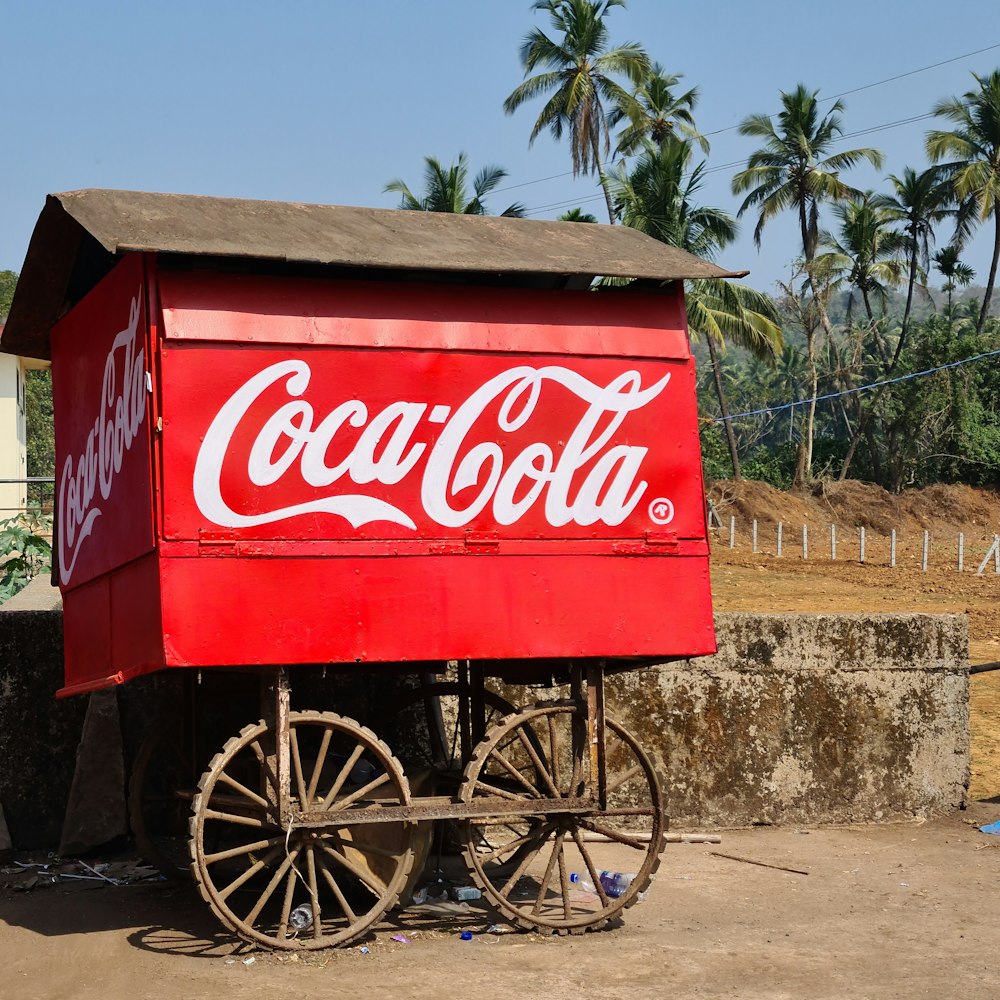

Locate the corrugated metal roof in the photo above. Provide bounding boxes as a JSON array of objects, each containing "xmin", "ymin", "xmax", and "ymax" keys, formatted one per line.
[{"xmin": 1, "ymin": 189, "xmax": 746, "ymax": 359}]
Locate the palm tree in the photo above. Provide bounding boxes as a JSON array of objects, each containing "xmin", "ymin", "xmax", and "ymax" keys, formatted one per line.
[
  {"xmin": 926, "ymin": 70, "xmax": 1000, "ymax": 334},
  {"xmin": 385, "ymin": 154, "xmax": 526, "ymax": 217},
  {"xmin": 874, "ymin": 166, "xmax": 954, "ymax": 364},
  {"xmin": 558, "ymin": 207, "xmax": 599, "ymax": 222},
  {"xmin": 504, "ymin": 0, "xmax": 650, "ymax": 223},
  {"xmin": 933, "ymin": 244, "xmax": 976, "ymax": 318},
  {"xmin": 610, "ymin": 62, "xmax": 707, "ymax": 156},
  {"xmin": 610, "ymin": 138, "xmax": 782, "ymax": 479},
  {"xmin": 814, "ymin": 193, "xmax": 907, "ymax": 326},
  {"xmin": 732, "ymin": 84, "xmax": 884, "ymax": 343}
]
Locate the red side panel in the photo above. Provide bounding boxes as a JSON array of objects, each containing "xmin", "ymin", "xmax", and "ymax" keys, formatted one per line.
[
  {"xmin": 154, "ymin": 275, "xmax": 714, "ymax": 668},
  {"xmin": 51, "ymin": 254, "xmax": 155, "ymax": 589}
]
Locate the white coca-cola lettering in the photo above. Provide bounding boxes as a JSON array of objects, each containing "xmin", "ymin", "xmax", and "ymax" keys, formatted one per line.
[
  {"xmin": 58, "ymin": 291, "xmax": 147, "ymax": 585},
  {"xmin": 192, "ymin": 360, "xmax": 670, "ymax": 531}
]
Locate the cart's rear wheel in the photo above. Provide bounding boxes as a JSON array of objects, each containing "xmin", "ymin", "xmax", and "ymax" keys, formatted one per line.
[
  {"xmin": 190, "ymin": 711, "xmax": 415, "ymax": 950},
  {"xmin": 459, "ymin": 703, "xmax": 666, "ymax": 934}
]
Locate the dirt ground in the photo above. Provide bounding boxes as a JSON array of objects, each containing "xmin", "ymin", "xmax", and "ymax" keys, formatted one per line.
[{"xmin": 2, "ymin": 479, "xmax": 1000, "ymax": 998}]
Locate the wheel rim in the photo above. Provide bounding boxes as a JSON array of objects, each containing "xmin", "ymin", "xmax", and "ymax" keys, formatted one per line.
[
  {"xmin": 459, "ymin": 703, "xmax": 666, "ymax": 933},
  {"xmin": 190, "ymin": 711, "xmax": 415, "ymax": 950}
]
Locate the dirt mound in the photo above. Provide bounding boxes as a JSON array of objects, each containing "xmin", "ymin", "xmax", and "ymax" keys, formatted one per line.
[{"xmin": 708, "ymin": 479, "xmax": 1000, "ymax": 538}]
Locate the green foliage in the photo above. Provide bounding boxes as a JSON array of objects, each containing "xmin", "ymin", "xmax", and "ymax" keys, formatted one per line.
[
  {"xmin": 0, "ymin": 270, "xmax": 16, "ymax": 318},
  {"xmin": 25, "ymin": 369, "xmax": 55, "ymax": 489},
  {"xmin": 385, "ymin": 154, "xmax": 526, "ymax": 217},
  {"xmin": 0, "ymin": 511, "xmax": 52, "ymax": 603}
]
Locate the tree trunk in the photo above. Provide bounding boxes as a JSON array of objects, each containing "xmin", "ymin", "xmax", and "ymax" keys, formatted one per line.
[
  {"xmin": 592, "ymin": 132, "xmax": 616, "ymax": 225},
  {"xmin": 976, "ymin": 207, "xmax": 1000, "ymax": 335},
  {"xmin": 706, "ymin": 336, "xmax": 741, "ymax": 480}
]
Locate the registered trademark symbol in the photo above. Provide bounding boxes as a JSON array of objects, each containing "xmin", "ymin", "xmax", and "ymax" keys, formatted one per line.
[{"xmin": 648, "ymin": 497, "xmax": 674, "ymax": 525}]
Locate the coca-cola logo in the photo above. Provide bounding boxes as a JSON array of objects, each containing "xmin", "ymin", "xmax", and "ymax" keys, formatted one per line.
[
  {"xmin": 193, "ymin": 361, "xmax": 672, "ymax": 532},
  {"xmin": 58, "ymin": 291, "xmax": 147, "ymax": 585}
]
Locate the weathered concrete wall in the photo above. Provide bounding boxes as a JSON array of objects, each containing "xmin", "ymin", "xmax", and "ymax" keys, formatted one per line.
[
  {"xmin": 0, "ymin": 607, "xmax": 968, "ymax": 848},
  {"xmin": 498, "ymin": 613, "xmax": 970, "ymax": 827}
]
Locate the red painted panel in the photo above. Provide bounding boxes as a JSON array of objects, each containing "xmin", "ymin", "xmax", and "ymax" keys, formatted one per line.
[
  {"xmin": 50, "ymin": 255, "xmax": 155, "ymax": 590},
  {"xmin": 159, "ymin": 274, "xmax": 691, "ymax": 360},
  {"xmin": 159, "ymin": 344, "xmax": 707, "ymax": 545},
  {"xmin": 109, "ymin": 553, "xmax": 165, "ymax": 679},
  {"xmin": 160, "ymin": 553, "xmax": 715, "ymax": 668},
  {"xmin": 60, "ymin": 574, "xmax": 113, "ymax": 696}
]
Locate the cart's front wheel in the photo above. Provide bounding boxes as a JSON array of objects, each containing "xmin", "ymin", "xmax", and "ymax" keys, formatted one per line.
[
  {"xmin": 190, "ymin": 711, "xmax": 415, "ymax": 950},
  {"xmin": 459, "ymin": 703, "xmax": 666, "ymax": 934}
]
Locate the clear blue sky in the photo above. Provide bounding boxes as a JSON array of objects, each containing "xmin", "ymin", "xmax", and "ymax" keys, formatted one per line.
[{"xmin": 2, "ymin": 0, "xmax": 998, "ymax": 293}]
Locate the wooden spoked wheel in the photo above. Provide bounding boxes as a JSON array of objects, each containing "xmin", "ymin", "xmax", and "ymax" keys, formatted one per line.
[
  {"xmin": 189, "ymin": 711, "xmax": 415, "ymax": 950},
  {"xmin": 459, "ymin": 703, "xmax": 666, "ymax": 934}
]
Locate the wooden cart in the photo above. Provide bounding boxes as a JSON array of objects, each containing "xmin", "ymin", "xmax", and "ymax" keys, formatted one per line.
[{"xmin": 2, "ymin": 190, "xmax": 728, "ymax": 948}]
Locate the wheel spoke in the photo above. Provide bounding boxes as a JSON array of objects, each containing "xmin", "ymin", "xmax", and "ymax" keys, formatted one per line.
[
  {"xmin": 557, "ymin": 838, "xmax": 571, "ymax": 920},
  {"xmin": 305, "ymin": 845, "xmax": 322, "ymax": 940},
  {"xmin": 472, "ymin": 821, "xmax": 552, "ymax": 864},
  {"xmin": 532, "ymin": 829, "xmax": 565, "ymax": 915},
  {"xmin": 579, "ymin": 817, "xmax": 650, "ymax": 850},
  {"xmin": 547, "ymin": 714, "xmax": 561, "ymax": 792},
  {"xmin": 315, "ymin": 850, "xmax": 357, "ymax": 924},
  {"xmin": 473, "ymin": 778, "xmax": 533, "ymax": 802},
  {"xmin": 606, "ymin": 763, "xmax": 643, "ymax": 797},
  {"xmin": 306, "ymin": 728, "xmax": 333, "ymax": 804},
  {"xmin": 316, "ymin": 840, "xmax": 388, "ymax": 898},
  {"xmin": 316, "ymin": 832, "xmax": 400, "ymax": 860},
  {"xmin": 217, "ymin": 770, "xmax": 271, "ymax": 811},
  {"xmin": 290, "ymin": 727, "xmax": 309, "ymax": 808},
  {"xmin": 318, "ymin": 745, "xmax": 364, "ymax": 811},
  {"xmin": 217, "ymin": 844, "xmax": 285, "ymax": 902},
  {"xmin": 570, "ymin": 826, "xmax": 611, "ymax": 907},
  {"xmin": 326, "ymin": 771, "xmax": 391, "ymax": 811},
  {"xmin": 249, "ymin": 740, "xmax": 280, "ymax": 796},
  {"xmin": 204, "ymin": 834, "xmax": 286, "ymax": 865},
  {"xmin": 244, "ymin": 848, "xmax": 298, "ymax": 925},
  {"xmin": 277, "ymin": 863, "xmax": 298, "ymax": 939},
  {"xmin": 203, "ymin": 808, "xmax": 272, "ymax": 829},
  {"xmin": 485, "ymin": 747, "xmax": 543, "ymax": 797}
]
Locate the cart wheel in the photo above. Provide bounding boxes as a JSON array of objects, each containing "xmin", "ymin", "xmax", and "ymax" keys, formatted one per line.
[
  {"xmin": 129, "ymin": 712, "xmax": 195, "ymax": 879},
  {"xmin": 190, "ymin": 711, "xmax": 415, "ymax": 950},
  {"xmin": 459, "ymin": 703, "xmax": 666, "ymax": 935}
]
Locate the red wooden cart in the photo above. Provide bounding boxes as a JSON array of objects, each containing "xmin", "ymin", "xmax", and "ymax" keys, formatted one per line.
[{"xmin": 2, "ymin": 190, "xmax": 731, "ymax": 948}]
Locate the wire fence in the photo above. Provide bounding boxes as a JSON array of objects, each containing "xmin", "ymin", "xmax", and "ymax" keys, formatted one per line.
[{"xmin": 709, "ymin": 507, "xmax": 1000, "ymax": 575}]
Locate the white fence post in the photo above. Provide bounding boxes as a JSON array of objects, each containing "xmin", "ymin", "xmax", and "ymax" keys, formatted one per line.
[
  {"xmin": 752, "ymin": 519, "xmax": 758, "ymax": 553},
  {"xmin": 890, "ymin": 529, "xmax": 896, "ymax": 568},
  {"xmin": 831, "ymin": 524, "xmax": 836, "ymax": 561},
  {"xmin": 922, "ymin": 531, "xmax": 929, "ymax": 573},
  {"xmin": 729, "ymin": 515, "xmax": 735, "ymax": 549},
  {"xmin": 802, "ymin": 524, "xmax": 808, "ymax": 561},
  {"xmin": 859, "ymin": 526, "xmax": 866, "ymax": 564},
  {"xmin": 776, "ymin": 522, "xmax": 783, "ymax": 558},
  {"xmin": 976, "ymin": 535, "xmax": 999, "ymax": 576},
  {"xmin": 958, "ymin": 533, "xmax": 964, "ymax": 573}
]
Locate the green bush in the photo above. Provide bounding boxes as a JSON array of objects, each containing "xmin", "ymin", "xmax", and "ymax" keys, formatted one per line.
[{"xmin": 0, "ymin": 511, "xmax": 52, "ymax": 603}]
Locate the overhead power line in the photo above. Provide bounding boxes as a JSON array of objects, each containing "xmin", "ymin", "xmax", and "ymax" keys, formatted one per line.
[
  {"xmin": 714, "ymin": 346, "xmax": 1000, "ymax": 424},
  {"xmin": 494, "ymin": 40, "xmax": 1000, "ymax": 204}
]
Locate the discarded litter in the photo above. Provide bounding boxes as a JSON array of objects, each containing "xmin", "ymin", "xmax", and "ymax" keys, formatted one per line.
[
  {"xmin": 460, "ymin": 931, "xmax": 474, "ymax": 941},
  {"xmin": 390, "ymin": 934, "xmax": 412, "ymax": 944},
  {"xmin": 409, "ymin": 898, "xmax": 473, "ymax": 916},
  {"xmin": 450, "ymin": 886, "xmax": 482, "ymax": 901},
  {"xmin": 359, "ymin": 946, "xmax": 370, "ymax": 954},
  {"xmin": 485, "ymin": 923, "xmax": 515, "ymax": 935},
  {"xmin": 288, "ymin": 904, "xmax": 314, "ymax": 931},
  {"xmin": 979, "ymin": 820, "xmax": 1000, "ymax": 836},
  {"xmin": 242, "ymin": 957, "xmax": 256, "ymax": 966}
]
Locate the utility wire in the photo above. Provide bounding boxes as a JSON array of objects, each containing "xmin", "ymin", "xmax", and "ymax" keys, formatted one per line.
[
  {"xmin": 494, "ymin": 41, "xmax": 999, "ymax": 200},
  {"xmin": 713, "ymin": 346, "xmax": 1000, "ymax": 424}
]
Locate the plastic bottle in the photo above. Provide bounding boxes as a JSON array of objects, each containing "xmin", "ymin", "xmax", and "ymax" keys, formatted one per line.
[
  {"xmin": 569, "ymin": 871, "xmax": 636, "ymax": 898},
  {"xmin": 289, "ymin": 903, "xmax": 314, "ymax": 930}
]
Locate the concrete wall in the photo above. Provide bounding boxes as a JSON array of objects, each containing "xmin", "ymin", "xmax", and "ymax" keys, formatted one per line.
[
  {"xmin": 0, "ymin": 607, "xmax": 969, "ymax": 849},
  {"xmin": 499, "ymin": 613, "xmax": 970, "ymax": 827}
]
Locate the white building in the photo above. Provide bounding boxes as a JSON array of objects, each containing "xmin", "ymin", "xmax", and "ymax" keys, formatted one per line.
[{"xmin": 0, "ymin": 328, "xmax": 48, "ymax": 518}]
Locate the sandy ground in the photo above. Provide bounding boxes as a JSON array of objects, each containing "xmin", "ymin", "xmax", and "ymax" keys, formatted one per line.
[{"xmin": 2, "ymin": 804, "xmax": 999, "ymax": 1000}]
